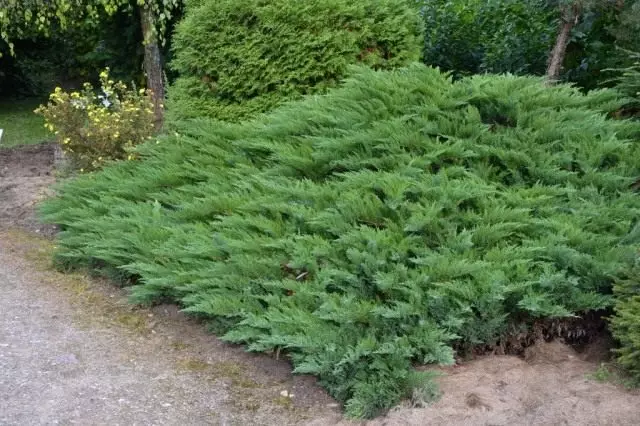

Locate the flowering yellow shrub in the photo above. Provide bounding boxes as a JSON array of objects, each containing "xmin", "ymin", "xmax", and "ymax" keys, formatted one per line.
[{"xmin": 36, "ymin": 69, "xmax": 156, "ymax": 172}]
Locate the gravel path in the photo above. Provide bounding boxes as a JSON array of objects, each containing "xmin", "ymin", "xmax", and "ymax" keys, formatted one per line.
[{"xmin": 0, "ymin": 231, "xmax": 342, "ymax": 426}]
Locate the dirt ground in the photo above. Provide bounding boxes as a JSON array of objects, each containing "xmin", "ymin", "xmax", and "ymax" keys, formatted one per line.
[
  {"xmin": 0, "ymin": 143, "xmax": 57, "ymax": 236},
  {"xmin": 1, "ymin": 142, "xmax": 640, "ymax": 425},
  {"xmin": 369, "ymin": 341, "xmax": 640, "ymax": 426}
]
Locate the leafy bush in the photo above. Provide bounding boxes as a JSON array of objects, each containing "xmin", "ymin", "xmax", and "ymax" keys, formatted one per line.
[
  {"xmin": 36, "ymin": 69, "xmax": 155, "ymax": 171},
  {"xmin": 166, "ymin": 0, "xmax": 422, "ymax": 122},
  {"xmin": 42, "ymin": 66, "xmax": 640, "ymax": 417},
  {"xmin": 420, "ymin": 0, "xmax": 556, "ymax": 76}
]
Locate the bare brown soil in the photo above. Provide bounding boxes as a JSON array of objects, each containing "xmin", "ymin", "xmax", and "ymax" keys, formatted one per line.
[
  {"xmin": 0, "ymin": 143, "xmax": 57, "ymax": 235},
  {"xmin": 2, "ymin": 142, "xmax": 640, "ymax": 425}
]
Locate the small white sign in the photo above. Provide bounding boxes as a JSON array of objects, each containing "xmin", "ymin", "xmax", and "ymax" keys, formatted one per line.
[{"xmin": 0, "ymin": 129, "xmax": 3, "ymax": 143}]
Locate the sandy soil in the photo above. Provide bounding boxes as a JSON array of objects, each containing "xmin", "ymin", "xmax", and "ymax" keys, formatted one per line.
[
  {"xmin": 1, "ymin": 142, "xmax": 640, "ymax": 425},
  {"xmin": 368, "ymin": 341, "xmax": 640, "ymax": 426}
]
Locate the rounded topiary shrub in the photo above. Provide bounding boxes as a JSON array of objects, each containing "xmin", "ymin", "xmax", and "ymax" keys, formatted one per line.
[{"xmin": 167, "ymin": 0, "xmax": 423, "ymax": 122}]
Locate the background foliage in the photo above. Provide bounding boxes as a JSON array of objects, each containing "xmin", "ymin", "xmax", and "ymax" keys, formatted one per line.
[
  {"xmin": 166, "ymin": 0, "xmax": 423, "ymax": 122},
  {"xmin": 42, "ymin": 66, "xmax": 640, "ymax": 417},
  {"xmin": 562, "ymin": 0, "xmax": 640, "ymax": 89},
  {"xmin": 419, "ymin": 0, "xmax": 557, "ymax": 77},
  {"xmin": 0, "ymin": 8, "xmax": 143, "ymax": 99},
  {"xmin": 608, "ymin": 50, "xmax": 640, "ymax": 111},
  {"xmin": 418, "ymin": 0, "xmax": 640, "ymax": 86}
]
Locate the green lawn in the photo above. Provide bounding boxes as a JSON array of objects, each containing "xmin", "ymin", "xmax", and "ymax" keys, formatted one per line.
[{"xmin": 0, "ymin": 99, "xmax": 52, "ymax": 147}]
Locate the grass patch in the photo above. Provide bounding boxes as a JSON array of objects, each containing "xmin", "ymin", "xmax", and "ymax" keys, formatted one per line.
[
  {"xmin": 177, "ymin": 358, "xmax": 211, "ymax": 372},
  {"xmin": 0, "ymin": 99, "xmax": 51, "ymax": 147},
  {"xmin": 588, "ymin": 363, "xmax": 637, "ymax": 389}
]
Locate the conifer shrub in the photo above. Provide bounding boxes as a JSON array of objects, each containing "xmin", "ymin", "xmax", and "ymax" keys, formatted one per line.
[
  {"xmin": 166, "ymin": 0, "xmax": 422, "ymax": 122},
  {"xmin": 609, "ymin": 52, "xmax": 640, "ymax": 386},
  {"xmin": 610, "ymin": 51, "xmax": 640, "ymax": 116},
  {"xmin": 611, "ymin": 268, "xmax": 640, "ymax": 384},
  {"xmin": 42, "ymin": 66, "xmax": 640, "ymax": 418}
]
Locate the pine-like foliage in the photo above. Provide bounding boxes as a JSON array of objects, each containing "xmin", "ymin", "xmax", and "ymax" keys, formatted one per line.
[
  {"xmin": 611, "ymin": 268, "xmax": 640, "ymax": 383},
  {"xmin": 609, "ymin": 51, "xmax": 640, "ymax": 383},
  {"xmin": 41, "ymin": 66, "xmax": 640, "ymax": 418},
  {"xmin": 612, "ymin": 51, "xmax": 640, "ymax": 114},
  {"xmin": 166, "ymin": 0, "xmax": 422, "ymax": 122}
]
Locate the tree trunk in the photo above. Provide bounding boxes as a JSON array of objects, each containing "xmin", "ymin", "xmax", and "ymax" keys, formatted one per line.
[
  {"xmin": 546, "ymin": 5, "xmax": 579, "ymax": 84},
  {"xmin": 140, "ymin": 6, "xmax": 165, "ymax": 130}
]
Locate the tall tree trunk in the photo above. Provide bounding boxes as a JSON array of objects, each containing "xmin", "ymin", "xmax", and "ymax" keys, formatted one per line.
[
  {"xmin": 546, "ymin": 5, "xmax": 579, "ymax": 84},
  {"xmin": 140, "ymin": 6, "xmax": 165, "ymax": 130}
]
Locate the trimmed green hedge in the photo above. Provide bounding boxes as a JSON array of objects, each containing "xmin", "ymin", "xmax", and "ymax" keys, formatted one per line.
[
  {"xmin": 42, "ymin": 66, "xmax": 640, "ymax": 418},
  {"xmin": 166, "ymin": 0, "xmax": 422, "ymax": 122}
]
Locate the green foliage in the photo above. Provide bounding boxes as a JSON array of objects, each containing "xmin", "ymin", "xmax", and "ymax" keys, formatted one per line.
[
  {"xmin": 610, "ymin": 51, "xmax": 640, "ymax": 107},
  {"xmin": 0, "ymin": 0, "xmax": 181, "ymax": 54},
  {"xmin": 0, "ymin": 39, "xmax": 61, "ymax": 97},
  {"xmin": 1, "ymin": 12, "xmax": 143, "ymax": 99},
  {"xmin": 587, "ymin": 362, "xmax": 636, "ymax": 388},
  {"xmin": 42, "ymin": 66, "xmax": 640, "ymax": 417},
  {"xmin": 561, "ymin": 1, "xmax": 640, "ymax": 89},
  {"xmin": 35, "ymin": 69, "xmax": 155, "ymax": 171},
  {"xmin": 166, "ymin": 0, "xmax": 422, "ymax": 122},
  {"xmin": 611, "ymin": 264, "xmax": 640, "ymax": 384},
  {"xmin": 420, "ymin": 0, "xmax": 556, "ymax": 76}
]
